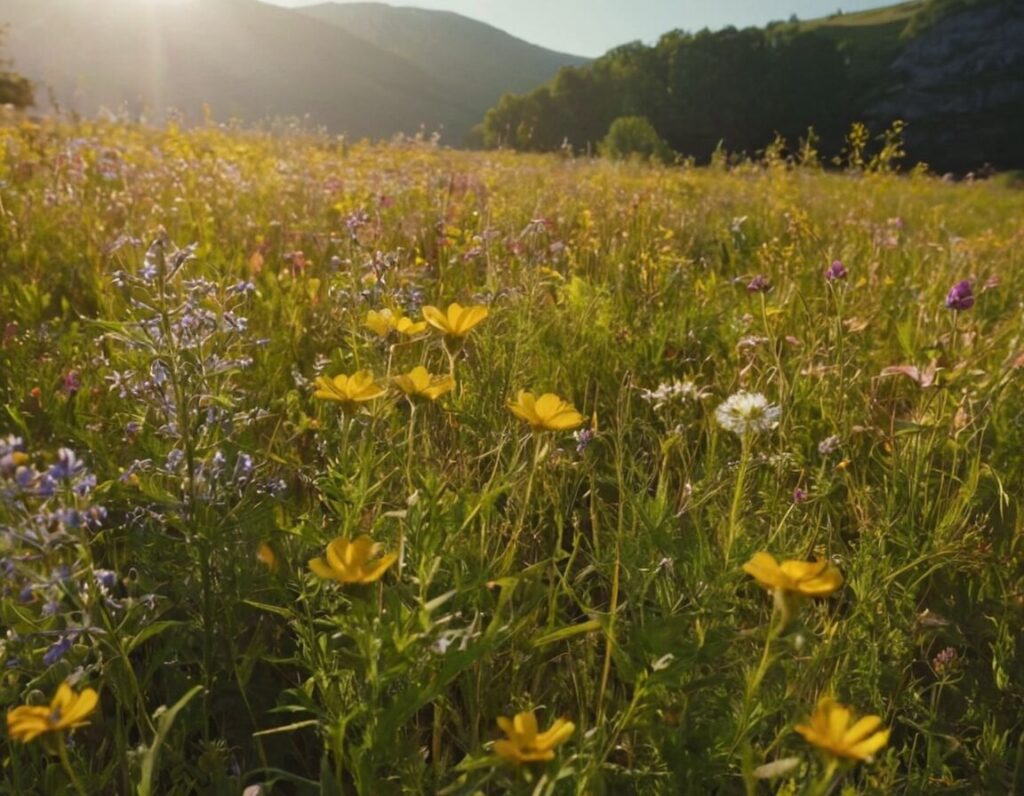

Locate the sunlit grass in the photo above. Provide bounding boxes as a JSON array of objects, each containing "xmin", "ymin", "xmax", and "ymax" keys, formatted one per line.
[{"xmin": 0, "ymin": 113, "xmax": 1022, "ymax": 794}]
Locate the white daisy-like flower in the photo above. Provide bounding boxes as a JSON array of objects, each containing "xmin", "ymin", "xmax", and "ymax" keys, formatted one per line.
[{"xmin": 714, "ymin": 391, "xmax": 781, "ymax": 436}]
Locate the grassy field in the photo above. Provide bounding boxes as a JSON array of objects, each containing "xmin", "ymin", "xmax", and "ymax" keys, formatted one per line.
[{"xmin": 1, "ymin": 115, "xmax": 1023, "ymax": 794}]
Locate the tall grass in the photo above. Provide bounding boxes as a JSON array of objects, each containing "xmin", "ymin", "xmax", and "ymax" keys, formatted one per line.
[{"xmin": 0, "ymin": 114, "xmax": 1022, "ymax": 794}]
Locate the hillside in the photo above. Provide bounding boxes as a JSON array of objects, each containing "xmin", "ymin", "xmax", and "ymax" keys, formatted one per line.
[
  {"xmin": 0, "ymin": 0, "xmax": 584, "ymax": 142},
  {"xmin": 298, "ymin": 2, "xmax": 589, "ymax": 130},
  {"xmin": 480, "ymin": 0, "xmax": 1024, "ymax": 171}
]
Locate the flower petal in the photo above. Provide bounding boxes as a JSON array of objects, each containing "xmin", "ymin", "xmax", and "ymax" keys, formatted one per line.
[
  {"xmin": 742, "ymin": 552, "xmax": 784, "ymax": 589},
  {"xmin": 308, "ymin": 557, "xmax": 338, "ymax": 580},
  {"xmin": 58, "ymin": 688, "xmax": 97, "ymax": 729},
  {"xmin": 846, "ymin": 728, "xmax": 890, "ymax": 760},
  {"xmin": 535, "ymin": 718, "xmax": 575, "ymax": 750},
  {"xmin": 496, "ymin": 716, "xmax": 515, "ymax": 737},
  {"xmin": 492, "ymin": 739, "xmax": 523, "ymax": 762},
  {"xmin": 512, "ymin": 711, "xmax": 538, "ymax": 741},
  {"xmin": 454, "ymin": 305, "xmax": 488, "ymax": 335},
  {"xmin": 843, "ymin": 715, "xmax": 883, "ymax": 745},
  {"xmin": 359, "ymin": 552, "xmax": 398, "ymax": 583},
  {"xmin": 422, "ymin": 305, "xmax": 449, "ymax": 333}
]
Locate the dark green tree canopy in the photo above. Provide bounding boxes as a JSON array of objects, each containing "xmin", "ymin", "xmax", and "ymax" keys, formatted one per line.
[
  {"xmin": 0, "ymin": 26, "xmax": 33, "ymax": 109},
  {"xmin": 482, "ymin": 24, "xmax": 850, "ymax": 161},
  {"xmin": 601, "ymin": 116, "xmax": 673, "ymax": 163}
]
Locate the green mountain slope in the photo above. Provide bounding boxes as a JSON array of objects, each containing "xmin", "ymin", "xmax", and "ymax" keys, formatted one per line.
[
  {"xmin": 0, "ymin": 0, "xmax": 584, "ymax": 142},
  {"xmin": 297, "ymin": 2, "xmax": 589, "ymax": 126},
  {"xmin": 0, "ymin": 0, "xmax": 458, "ymax": 138}
]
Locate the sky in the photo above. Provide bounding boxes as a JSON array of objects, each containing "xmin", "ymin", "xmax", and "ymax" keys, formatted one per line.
[{"xmin": 263, "ymin": 0, "xmax": 895, "ymax": 56}]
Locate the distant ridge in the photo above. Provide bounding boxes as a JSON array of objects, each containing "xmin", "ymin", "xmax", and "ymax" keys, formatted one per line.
[
  {"xmin": 297, "ymin": 2, "xmax": 590, "ymax": 128},
  {"xmin": 0, "ymin": 0, "xmax": 586, "ymax": 142}
]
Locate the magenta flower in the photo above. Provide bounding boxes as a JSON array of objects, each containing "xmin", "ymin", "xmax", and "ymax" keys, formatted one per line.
[
  {"xmin": 825, "ymin": 260, "xmax": 847, "ymax": 281},
  {"xmin": 945, "ymin": 280, "xmax": 974, "ymax": 311}
]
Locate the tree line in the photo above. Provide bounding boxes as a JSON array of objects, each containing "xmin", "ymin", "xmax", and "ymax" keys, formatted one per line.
[
  {"xmin": 478, "ymin": 24, "xmax": 853, "ymax": 160},
  {"xmin": 0, "ymin": 26, "xmax": 32, "ymax": 109},
  {"xmin": 476, "ymin": 0, "xmax": 1019, "ymax": 169}
]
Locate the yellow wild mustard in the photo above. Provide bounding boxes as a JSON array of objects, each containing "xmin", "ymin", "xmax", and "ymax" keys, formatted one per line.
[
  {"xmin": 312, "ymin": 371, "xmax": 387, "ymax": 413},
  {"xmin": 795, "ymin": 696, "xmax": 890, "ymax": 762},
  {"xmin": 393, "ymin": 366, "xmax": 454, "ymax": 402},
  {"xmin": 7, "ymin": 682, "xmax": 98, "ymax": 744},
  {"xmin": 493, "ymin": 710, "xmax": 575, "ymax": 764},
  {"xmin": 308, "ymin": 536, "xmax": 397, "ymax": 585},
  {"xmin": 422, "ymin": 302, "xmax": 488, "ymax": 339},
  {"xmin": 507, "ymin": 391, "xmax": 584, "ymax": 432}
]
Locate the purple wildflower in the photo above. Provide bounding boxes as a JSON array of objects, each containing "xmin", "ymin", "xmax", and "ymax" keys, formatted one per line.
[
  {"xmin": 50, "ymin": 449, "xmax": 85, "ymax": 481},
  {"xmin": 945, "ymin": 280, "xmax": 974, "ymax": 311},
  {"xmin": 746, "ymin": 275, "xmax": 771, "ymax": 293},
  {"xmin": 932, "ymin": 646, "xmax": 958, "ymax": 674},
  {"xmin": 825, "ymin": 260, "xmax": 847, "ymax": 281},
  {"xmin": 43, "ymin": 636, "xmax": 73, "ymax": 667},
  {"xmin": 94, "ymin": 569, "xmax": 118, "ymax": 591},
  {"xmin": 63, "ymin": 370, "xmax": 81, "ymax": 395},
  {"xmin": 792, "ymin": 487, "xmax": 808, "ymax": 504},
  {"xmin": 573, "ymin": 428, "xmax": 595, "ymax": 454}
]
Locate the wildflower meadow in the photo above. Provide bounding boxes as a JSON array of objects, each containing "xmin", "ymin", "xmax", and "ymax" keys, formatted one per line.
[{"xmin": 1, "ymin": 115, "xmax": 1023, "ymax": 794}]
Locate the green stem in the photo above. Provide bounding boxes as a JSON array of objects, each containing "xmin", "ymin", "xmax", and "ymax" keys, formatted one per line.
[
  {"xmin": 504, "ymin": 433, "xmax": 543, "ymax": 571},
  {"xmin": 156, "ymin": 242, "xmax": 213, "ymax": 741},
  {"xmin": 56, "ymin": 735, "xmax": 87, "ymax": 796},
  {"xmin": 400, "ymin": 403, "xmax": 417, "ymax": 578},
  {"xmin": 725, "ymin": 435, "xmax": 751, "ymax": 562},
  {"xmin": 809, "ymin": 757, "xmax": 841, "ymax": 796},
  {"xmin": 730, "ymin": 594, "xmax": 784, "ymax": 755}
]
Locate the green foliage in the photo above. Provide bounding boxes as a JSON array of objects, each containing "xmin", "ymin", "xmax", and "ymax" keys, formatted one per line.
[
  {"xmin": 0, "ymin": 26, "xmax": 32, "ymax": 109},
  {"xmin": 600, "ymin": 116, "xmax": 672, "ymax": 163},
  {"xmin": 483, "ymin": 25, "xmax": 854, "ymax": 160}
]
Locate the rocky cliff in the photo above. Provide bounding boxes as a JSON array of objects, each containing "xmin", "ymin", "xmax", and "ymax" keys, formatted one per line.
[{"xmin": 869, "ymin": 2, "xmax": 1024, "ymax": 171}]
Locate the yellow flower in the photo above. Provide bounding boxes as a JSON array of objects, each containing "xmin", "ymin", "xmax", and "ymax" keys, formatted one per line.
[
  {"xmin": 393, "ymin": 366, "xmax": 454, "ymax": 401},
  {"xmin": 742, "ymin": 552, "xmax": 843, "ymax": 598},
  {"xmin": 256, "ymin": 541, "xmax": 278, "ymax": 572},
  {"xmin": 7, "ymin": 682, "xmax": 98, "ymax": 743},
  {"xmin": 795, "ymin": 696, "xmax": 890, "ymax": 761},
  {"xmin": 364, "ymin": 309, "xmax": 427, "ymax": 338},
  {"xmin": 422, "ymin": 302, "xmax": 489, "ymax": 338},
  {"xmin": 507, "ymin": 391, "xmax": 584, "ymax": 431},
  {"xmin": 493, "ymin": 710, "xmax": 575, "ymax": 764},
  {"xmin": 364, "ymin": 309, "xmax": 394, "ymax": 337},
  {"xmin": 313, "ymin": 371, "xmax": 387, "ymax": 412},
  {"xmin": 394, "ymin": 316, "xmax": 427, "ymax": 336},
  {"xmin": 308, "ymin": 535, "xmax": 397, "ymax": 584}
]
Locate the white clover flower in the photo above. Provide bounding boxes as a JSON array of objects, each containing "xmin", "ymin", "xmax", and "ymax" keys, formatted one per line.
[{"xmin": 714, "ymin": 391, "xmax": 781, "ymax": 436}]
